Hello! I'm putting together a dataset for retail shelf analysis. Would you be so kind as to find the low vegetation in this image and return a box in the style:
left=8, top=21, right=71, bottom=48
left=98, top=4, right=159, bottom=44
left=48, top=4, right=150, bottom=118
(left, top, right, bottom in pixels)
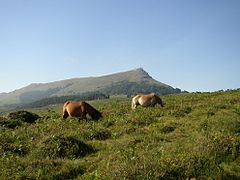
left=0, top=90, right=240, bottom=179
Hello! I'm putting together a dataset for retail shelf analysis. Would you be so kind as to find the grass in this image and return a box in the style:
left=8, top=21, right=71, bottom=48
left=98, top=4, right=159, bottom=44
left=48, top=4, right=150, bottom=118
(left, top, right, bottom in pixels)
left=0, top=90, right=240, bottom=179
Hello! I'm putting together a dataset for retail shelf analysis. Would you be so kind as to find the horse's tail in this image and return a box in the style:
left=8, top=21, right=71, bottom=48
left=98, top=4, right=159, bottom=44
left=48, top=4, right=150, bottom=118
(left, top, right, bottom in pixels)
left=62, top=101, right=71, bottom=119
left=132, top=95, right=140, bottom=109
left=84, top=102, right=102, bottom=120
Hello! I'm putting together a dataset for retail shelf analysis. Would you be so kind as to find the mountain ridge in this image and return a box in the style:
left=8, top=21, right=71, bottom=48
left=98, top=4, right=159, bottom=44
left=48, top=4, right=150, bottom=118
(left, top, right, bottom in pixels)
left=0, top=68, right=181, bottom=106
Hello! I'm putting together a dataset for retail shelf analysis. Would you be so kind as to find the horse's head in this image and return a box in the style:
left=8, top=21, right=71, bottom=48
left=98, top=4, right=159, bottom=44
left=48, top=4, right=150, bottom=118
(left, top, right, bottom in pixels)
left=154, top=94, right=164, bottom=107
left=84, top=102, right=103, bottom=120
left=96, top=112, right=103, bottom=119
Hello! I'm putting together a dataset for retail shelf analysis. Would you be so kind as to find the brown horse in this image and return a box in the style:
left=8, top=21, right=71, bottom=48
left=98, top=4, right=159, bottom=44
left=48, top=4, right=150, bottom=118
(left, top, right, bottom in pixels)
left=62, top=101, right=102, bottom=120
left=131, top=93, right=164, bottom=109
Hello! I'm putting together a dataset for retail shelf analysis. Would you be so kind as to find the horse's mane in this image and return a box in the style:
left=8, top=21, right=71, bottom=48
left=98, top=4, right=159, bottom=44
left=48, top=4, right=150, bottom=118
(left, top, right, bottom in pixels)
left=153, top=94, right=164, bottom=106
left=83, top=102, right=102, bottom=120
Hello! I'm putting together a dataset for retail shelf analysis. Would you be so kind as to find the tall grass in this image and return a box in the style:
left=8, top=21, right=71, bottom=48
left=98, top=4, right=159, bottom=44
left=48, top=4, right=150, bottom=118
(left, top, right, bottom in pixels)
left=0, top=90, right=240, bottom=179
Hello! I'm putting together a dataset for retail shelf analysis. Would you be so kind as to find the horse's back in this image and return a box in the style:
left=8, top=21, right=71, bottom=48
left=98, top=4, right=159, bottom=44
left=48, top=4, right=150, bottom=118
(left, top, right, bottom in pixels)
left=138, top=94, right=154, bottom=107
left=135, top=93, right=163, bottom=107
left=63, top=101, right=102, bottom=120
left=63, top=101, right=84, bottom=117
left=63, top=101, right=71, bottom=108
left=132, top=94, right=141, bottom=100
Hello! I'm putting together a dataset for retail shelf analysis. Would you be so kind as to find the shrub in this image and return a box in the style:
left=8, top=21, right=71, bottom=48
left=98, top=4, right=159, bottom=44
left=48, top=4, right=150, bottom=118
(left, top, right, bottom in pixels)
left=40, top=135, right=96, bottom=159
left=1, top=159, right=85, bottom=179
left=1, top=143, right=28, bottom=156
left=90, top=129, right=111, bottom=141
left=0, top=117, right=22, bottom=129
left=160, top=124, right=177, bottom=134
left=234, top=106, right=240, bottom=115
left=212, top=134, right=240, bottom=160
left=8, top=110, right=40, bottom=123
left=0, top=111, right=40, bottom=129
left=220, top=158, right=240, bottom=179
left=172, top=106, right=192, bottom=117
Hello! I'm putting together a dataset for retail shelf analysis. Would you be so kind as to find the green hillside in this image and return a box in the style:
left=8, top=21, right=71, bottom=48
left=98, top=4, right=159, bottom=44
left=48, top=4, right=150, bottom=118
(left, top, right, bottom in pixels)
left=0, top=68, right=181, bottom=106
left=0, top=90, right=240, bottom=179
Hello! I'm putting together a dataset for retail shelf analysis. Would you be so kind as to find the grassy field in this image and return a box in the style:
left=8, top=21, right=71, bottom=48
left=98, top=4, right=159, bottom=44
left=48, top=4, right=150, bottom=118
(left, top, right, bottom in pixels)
left=0, top=90, right=240, bottom=179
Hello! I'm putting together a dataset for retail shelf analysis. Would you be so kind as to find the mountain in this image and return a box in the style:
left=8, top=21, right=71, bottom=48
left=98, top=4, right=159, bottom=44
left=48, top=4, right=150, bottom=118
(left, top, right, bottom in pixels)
left=0, top=68, right=181, bottom=106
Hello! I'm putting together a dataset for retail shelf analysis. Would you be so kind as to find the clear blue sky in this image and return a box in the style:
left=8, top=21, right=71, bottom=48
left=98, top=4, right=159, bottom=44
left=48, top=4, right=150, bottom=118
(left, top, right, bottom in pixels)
left=0, top=0, right=239, bottom=93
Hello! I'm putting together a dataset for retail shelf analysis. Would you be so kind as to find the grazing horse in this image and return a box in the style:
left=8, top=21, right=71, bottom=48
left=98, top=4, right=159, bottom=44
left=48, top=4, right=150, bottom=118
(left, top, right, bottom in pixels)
left=131, top=93, right=164, bottom=109
left=62, top=101, right=102, bottom=120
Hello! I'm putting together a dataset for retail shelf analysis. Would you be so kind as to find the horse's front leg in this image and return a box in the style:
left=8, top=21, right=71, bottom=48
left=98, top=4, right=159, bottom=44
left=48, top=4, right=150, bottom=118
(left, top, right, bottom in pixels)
left=132, top=101, right=139, bottom=109
left=62, top=110, right=69, bottom=119
left=131, top=101, right=136, bottom=109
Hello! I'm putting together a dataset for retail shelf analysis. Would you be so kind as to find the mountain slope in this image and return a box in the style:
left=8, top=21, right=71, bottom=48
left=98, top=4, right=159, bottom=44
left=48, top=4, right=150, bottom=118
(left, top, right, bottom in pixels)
left=0, top=68, right=181, bottom=106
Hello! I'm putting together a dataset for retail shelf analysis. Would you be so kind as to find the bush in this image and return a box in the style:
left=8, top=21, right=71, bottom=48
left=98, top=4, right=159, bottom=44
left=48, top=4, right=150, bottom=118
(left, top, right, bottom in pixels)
left=212, top=134, right=240, bottom=160
left=234, top=106, right=240, bottom=115
left=1, top=143, right=28, bottom=156
left=8, top=110, right=40, bottom=123
left=172, top=106, right=192, bottom=117
left=0, top=116, right=22, bottom=129
left=0, top=111, right=40, bottom=129
left=89, top=129, right=111, bottom=140
left=160, top=124, right=177, bottom=134
left=40, top=135, right=96, bottom=159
